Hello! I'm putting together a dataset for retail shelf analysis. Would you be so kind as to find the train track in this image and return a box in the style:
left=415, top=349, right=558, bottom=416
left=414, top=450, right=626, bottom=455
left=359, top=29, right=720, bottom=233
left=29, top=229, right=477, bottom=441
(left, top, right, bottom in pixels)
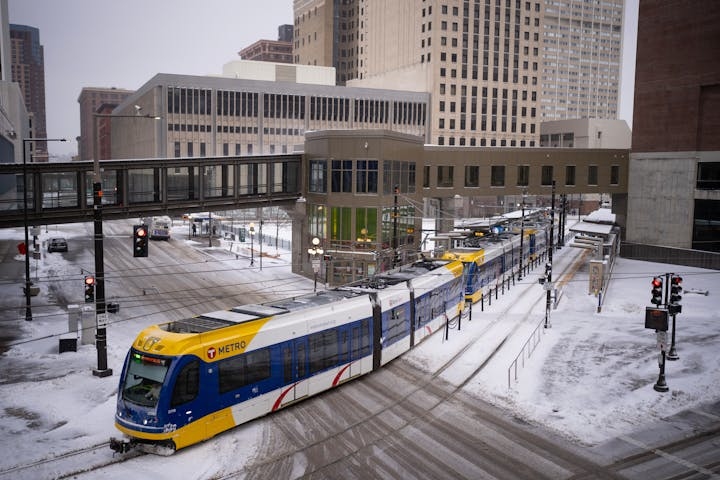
left=0, top=441, right=143, bottom=480
left=214, top=246, right=617, bottom=479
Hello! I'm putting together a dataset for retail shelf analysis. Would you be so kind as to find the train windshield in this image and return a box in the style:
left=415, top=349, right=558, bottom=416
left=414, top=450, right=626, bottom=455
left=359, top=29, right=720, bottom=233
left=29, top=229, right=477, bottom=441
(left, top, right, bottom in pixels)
left=120, top=351, right=171, bottom=408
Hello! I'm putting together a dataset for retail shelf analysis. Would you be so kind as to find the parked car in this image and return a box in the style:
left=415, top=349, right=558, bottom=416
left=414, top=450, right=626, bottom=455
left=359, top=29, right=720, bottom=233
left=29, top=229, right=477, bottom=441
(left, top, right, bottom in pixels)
left=48, top=237, right=68, bottom=252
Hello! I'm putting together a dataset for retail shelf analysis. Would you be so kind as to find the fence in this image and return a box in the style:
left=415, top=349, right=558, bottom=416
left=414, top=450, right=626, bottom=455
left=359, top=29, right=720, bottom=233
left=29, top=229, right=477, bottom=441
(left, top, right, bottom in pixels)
left=507, top=318, right=546, bottom=389
left=620, top=242, right=720, bottom=270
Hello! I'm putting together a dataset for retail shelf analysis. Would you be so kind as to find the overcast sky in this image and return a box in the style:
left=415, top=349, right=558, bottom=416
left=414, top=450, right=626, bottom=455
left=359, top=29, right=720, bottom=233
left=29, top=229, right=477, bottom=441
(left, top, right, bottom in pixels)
left=9, top=0, right=638, bottom=158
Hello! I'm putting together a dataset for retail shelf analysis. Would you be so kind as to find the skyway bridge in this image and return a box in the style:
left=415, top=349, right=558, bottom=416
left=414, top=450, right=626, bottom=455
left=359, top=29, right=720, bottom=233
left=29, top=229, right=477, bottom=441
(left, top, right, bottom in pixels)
left=0, top=154, right=303, bottom=228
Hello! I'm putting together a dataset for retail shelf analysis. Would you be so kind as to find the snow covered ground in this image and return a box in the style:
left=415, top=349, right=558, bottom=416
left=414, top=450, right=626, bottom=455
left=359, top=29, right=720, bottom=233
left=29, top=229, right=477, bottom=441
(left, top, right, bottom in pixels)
left=0, top=220, right=718, bottom=479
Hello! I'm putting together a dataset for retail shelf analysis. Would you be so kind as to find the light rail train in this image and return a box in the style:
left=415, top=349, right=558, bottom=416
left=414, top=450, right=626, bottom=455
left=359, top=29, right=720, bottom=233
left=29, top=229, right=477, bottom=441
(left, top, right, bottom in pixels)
left=442, top=220, right=555, bottom=302
left=111, top=258, right=465, bottom=454
left=111, top=217, right=556, bottom=454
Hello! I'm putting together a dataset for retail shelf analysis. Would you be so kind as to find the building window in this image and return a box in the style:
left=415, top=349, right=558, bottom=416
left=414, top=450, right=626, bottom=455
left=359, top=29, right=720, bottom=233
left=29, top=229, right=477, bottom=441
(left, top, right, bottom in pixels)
left=610, top=165, right=620, bottom=186
left=331, top=159, right=353, bottom=193
left=465, top=165, right=480, bottom=187
left=697, top=162, right=720, bottom=190
left=309, top=203, right=326, bottom=239
left=566, top=165, right=576, bottom=186
left=309, top=160, right=327, bottom=193
left=588, top=165, right=598, bottom=186
left=329, top=206, right=352, bottom=244
left=174, top=142, right=181, bottom=158
left=356, top=207, right=377, bottom=244
left=383, top=160, right=416, bottom=194
left=693, top=199, right=720, bottom=252
left=491, top=165, right=505, bottom=187
left=356, top=159, right=378, bottom=194
left=541, top=165, right=554, bottom=186
left=517, top=165, right=529, bottom=186
left=437, top=166, right=454, bottom=187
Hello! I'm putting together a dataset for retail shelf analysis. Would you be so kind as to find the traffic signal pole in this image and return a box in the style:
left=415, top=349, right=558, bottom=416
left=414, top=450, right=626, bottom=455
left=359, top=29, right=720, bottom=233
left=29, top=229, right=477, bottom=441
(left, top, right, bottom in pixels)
left=92, top=182, right=112, bottom=378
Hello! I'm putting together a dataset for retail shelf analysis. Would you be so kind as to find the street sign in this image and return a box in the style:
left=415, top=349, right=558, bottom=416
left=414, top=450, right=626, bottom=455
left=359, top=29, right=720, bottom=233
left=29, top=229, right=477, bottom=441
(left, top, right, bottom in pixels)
left=96, top=312, right=108, bottom=328
left=311, top=258, right=321, bottom=273
left=645, top=307, right=669, bottom=331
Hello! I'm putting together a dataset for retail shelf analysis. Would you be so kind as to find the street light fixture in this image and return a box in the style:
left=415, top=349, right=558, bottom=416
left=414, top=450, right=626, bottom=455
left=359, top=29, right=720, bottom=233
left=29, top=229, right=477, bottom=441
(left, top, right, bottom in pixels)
left=307, top=237, right=324, bottom=292
left=22, top=137, right=67, bottom=322
left=249, top=223, right=255, bottom=266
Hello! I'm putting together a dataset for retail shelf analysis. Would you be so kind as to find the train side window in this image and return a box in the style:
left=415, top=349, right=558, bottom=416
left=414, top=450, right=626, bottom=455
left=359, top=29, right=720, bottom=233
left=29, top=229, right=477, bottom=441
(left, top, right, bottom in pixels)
left=219, top=356, right=245, bottom=394
left=218, top=348, right=271, bottom=394
left=385, top=307, right=406, bottom=344
left=309, top=329, right=339, bottom=374
left=360, top=319, right=371, bottom=356
left=297, top=342, right=307, bottom=378
left=351, top=326, right=360, bottom=359
left=340, top=330, right=348, bottom=363
left=171, top=360, right=199, bottom=407
left=245, top=349, right=271, bottom=384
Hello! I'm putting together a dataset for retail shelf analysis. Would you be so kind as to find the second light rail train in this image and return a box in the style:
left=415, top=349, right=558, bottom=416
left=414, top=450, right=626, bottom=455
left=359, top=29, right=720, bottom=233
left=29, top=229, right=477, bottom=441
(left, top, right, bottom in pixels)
left=441, top=219, right=556, bottom=303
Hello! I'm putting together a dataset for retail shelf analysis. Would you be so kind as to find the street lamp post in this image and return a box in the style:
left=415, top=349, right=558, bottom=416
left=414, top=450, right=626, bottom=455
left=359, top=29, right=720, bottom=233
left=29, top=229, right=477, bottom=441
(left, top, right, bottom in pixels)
left=22, top=137, right=66, bottom=322
left=91, top=111, right=160, bottom=378
left=249, top=223, right=255, bottom=265
left=259, top=219, right=264, bottom=271
left=308, top=237, right=324, bottom=292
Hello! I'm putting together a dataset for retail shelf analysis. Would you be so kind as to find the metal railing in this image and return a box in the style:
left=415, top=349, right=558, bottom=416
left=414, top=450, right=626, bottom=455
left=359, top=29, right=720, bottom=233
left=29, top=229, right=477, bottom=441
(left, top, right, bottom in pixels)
left=507, top=317, right=547, bottom=389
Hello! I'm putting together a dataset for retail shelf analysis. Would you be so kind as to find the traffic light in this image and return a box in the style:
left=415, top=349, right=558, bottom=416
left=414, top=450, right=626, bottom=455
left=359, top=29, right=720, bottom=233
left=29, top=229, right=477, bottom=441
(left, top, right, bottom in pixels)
left=651, top=276, right=663, bottom=306
left=84, top=275, right=95, bottom=303
left=669, top=275, right=683, bottom=314
left=669, top=275, right=682, bottom=303
left=133, top=224, right=148, bottom=257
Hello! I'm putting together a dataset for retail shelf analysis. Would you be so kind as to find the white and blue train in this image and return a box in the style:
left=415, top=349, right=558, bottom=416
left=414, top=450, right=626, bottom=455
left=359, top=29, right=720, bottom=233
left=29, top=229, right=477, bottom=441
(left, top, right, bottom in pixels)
left=111, top=258, right=465, bottom=454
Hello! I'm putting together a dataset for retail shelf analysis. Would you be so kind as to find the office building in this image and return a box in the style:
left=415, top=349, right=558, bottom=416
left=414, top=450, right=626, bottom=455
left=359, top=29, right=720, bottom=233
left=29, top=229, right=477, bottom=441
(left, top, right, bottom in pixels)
left=239, top=25, right=294, bottom=64
left=77, top=87, right=134, bottom=160
left=293, top=0, right=624, bottom=146
left=10, top=24, right=46, bottom=159
left=625, top=0, right=720, bottom=254
left=110, top=63, right=430, bottom=159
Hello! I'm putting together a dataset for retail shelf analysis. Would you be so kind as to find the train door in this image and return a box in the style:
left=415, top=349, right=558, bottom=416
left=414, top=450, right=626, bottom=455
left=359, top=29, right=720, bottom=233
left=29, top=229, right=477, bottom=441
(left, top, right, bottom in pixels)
left=371, top=295, right=382, bottom=371
left=350, top=326, right=361, bottom=377
left=280, top=338, right=309, bottom=406
left=408, top=284, right=416, bottom=347
left=349, top=318, right=370, bottom=377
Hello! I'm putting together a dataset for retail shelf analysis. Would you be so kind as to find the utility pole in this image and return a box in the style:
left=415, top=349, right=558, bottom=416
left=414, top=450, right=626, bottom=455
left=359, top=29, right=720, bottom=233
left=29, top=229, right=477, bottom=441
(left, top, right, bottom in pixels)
left=545, top=180, right=556, bottom=329
left=392, top=185, right=399, bottom=268
left=92, top=181, right=112, bottom=377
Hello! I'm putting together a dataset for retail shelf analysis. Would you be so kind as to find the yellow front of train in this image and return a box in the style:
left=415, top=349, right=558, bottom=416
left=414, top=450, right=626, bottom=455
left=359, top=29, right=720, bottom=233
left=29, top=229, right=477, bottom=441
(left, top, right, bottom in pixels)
left=112, top=318, right=270, bottom=454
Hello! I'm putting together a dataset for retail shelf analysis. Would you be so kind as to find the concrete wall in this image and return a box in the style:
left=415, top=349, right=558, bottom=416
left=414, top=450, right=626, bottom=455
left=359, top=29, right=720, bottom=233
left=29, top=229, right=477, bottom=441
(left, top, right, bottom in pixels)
left=626, top=152, right=697, bottom=247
